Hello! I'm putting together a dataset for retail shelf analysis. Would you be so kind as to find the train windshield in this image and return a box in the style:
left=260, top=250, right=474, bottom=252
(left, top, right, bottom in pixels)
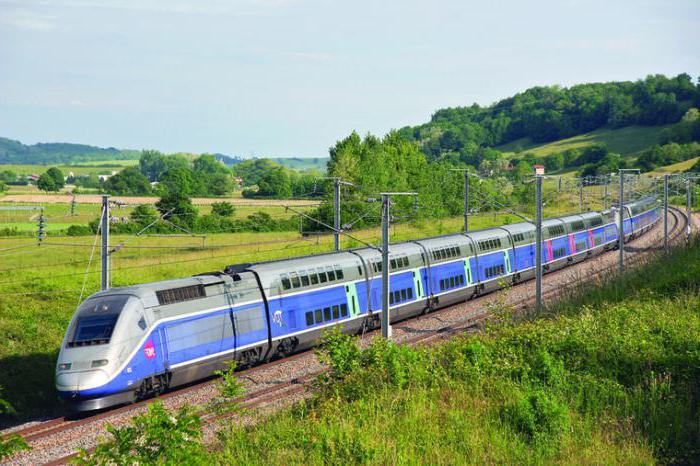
left=69, top=296, right=128, bottom=347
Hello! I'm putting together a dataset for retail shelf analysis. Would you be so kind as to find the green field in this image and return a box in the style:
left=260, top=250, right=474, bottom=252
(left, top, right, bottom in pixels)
left=497, top=125, right=671, bottom=158
left=269, top=157, right=328, bottom=172
left=0, top=163, right=134, bottom=177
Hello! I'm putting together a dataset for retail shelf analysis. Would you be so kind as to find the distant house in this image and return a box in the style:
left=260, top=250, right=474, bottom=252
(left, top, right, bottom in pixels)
left=98, top=171, right=118, bottom=182
left=234, top=176, right=244, bottom=186
left=27, top=174, right=40, bottom=183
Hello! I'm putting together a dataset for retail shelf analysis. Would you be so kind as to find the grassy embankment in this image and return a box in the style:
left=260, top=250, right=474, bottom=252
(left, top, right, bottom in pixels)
left=213, top=239, right=700, bottom=465
left=498, top=125, right=670, bottom=159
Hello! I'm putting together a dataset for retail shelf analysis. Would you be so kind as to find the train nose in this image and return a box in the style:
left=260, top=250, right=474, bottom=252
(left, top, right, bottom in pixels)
left=56, top=369, right=110, bottom=392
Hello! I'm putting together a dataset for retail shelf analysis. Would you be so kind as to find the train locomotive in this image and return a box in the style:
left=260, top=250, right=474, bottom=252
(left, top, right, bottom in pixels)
left=56, top=197, right=660, bottom=411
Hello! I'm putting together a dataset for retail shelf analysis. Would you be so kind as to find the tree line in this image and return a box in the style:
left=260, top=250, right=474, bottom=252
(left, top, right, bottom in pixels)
left=398, top=74, right=700, bottom=165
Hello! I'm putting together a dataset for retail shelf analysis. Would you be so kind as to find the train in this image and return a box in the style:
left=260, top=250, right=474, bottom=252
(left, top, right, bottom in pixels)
left=56, top=196, right=660, bottom=411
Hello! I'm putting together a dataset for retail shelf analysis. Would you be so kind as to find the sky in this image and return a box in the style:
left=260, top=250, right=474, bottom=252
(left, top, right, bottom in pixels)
left=0, top=0, right=699, bottom=157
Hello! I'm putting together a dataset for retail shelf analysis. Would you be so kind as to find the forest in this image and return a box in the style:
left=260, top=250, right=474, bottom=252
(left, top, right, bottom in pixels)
left=398, top=73, right=700, bottom=166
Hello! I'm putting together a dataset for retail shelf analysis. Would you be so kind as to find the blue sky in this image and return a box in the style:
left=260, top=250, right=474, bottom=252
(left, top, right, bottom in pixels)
left=0, top=0, right=698, bottom=157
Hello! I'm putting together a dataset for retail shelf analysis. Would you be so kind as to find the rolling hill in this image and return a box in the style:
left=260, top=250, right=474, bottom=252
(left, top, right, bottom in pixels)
left=496, top=124, right=671, bottom=158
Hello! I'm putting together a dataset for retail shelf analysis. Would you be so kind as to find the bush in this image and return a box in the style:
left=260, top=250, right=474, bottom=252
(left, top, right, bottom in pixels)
left=75, top=401, right=205, bottom=465
left=502, top=389, right=569, bottom=449
left=0, top=386, right=30, bottom=460
left=66, top=225, right=93, bottom=236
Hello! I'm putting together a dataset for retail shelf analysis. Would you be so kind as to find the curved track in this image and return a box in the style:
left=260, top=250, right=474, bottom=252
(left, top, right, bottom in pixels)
left=3, top=207, right=691, bottom=466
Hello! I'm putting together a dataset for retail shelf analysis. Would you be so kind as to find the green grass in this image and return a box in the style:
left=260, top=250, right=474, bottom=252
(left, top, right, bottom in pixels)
left=268, top=157, right=328, bottom=172
left=650, top=157, right=699, bottom=174
left=0, top=163, right=132, bottom=177
left=498, top=125, right=671, bottom=158
left=213, top=240, right=700, bottom=464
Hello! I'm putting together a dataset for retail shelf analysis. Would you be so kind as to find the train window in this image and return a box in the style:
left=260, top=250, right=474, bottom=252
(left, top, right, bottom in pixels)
left=439, top=279, right=444, bottom=290
left=310, top=273, right=319, bottom=285
left=407, top=287, right=413, bottom=299
left=340, top=303, right=348, bottom=317
left=357, top=265, right=363, bottom=276
left=326, top=266, right=336, bottom=281
left=323, top=307, right=331, bottom=321
left=138, top=316, right=147, bottom=331
left=281, top=275, right=291, bottom=290
left=401, top=289, right=407, bottom=301
left=459, top=274, right=465, bottom=285
left=576, top=241, right=587, bottom=251
left=332, top=305, right=340, bottom=319
left=403, top=257, right=409, bottom=267
left=336, top=267, right=344, bottom=279
left=305, top=312, right=314, bottom=326
left=390, top=293, right=394, bottom=304
left=450, top=277, right=455, bottom=288
left=290, top=272, right=301, bottom=288
left=318, top=269, right=328, bottom=283
left=390, top=259, right=397, bottom=269
left=315, top=309, right=322, bottom=323
left=300, top=272, right=310, bottom=287
left=394, top=290, right=401, bottom=302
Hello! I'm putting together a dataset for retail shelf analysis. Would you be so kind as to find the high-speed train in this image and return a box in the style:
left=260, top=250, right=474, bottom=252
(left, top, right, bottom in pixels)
left=56, top=197, right=660, bottom=410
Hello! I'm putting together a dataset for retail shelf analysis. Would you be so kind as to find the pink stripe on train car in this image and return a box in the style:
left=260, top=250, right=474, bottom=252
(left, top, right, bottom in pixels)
left=569, top=234, right=576, bottom=254
left=546, top=240, right=553, bottom=261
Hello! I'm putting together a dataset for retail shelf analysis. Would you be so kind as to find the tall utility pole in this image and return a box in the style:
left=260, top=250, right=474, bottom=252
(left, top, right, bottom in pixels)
left=333, top=178, right=341, bottom=251
left=449, top=169, right=474, bottom=233
left=618, top=171, right=625, bottom=273
left=37, top=208, right=45, bottom=245
left=463, top=169, right=469, bottom=232
left=535, top=172, right=543, bottom=311
left=579, top=178, right=584, bottom=213
left=322, top=177, right=353, bottom=252
left=101, top=195, right=110, bottom=291
left=380, top=192, right=416, bottom=339
left=603, top=179, right=608, bottom=210
left=617, top=169, right=640, bottom=273
left=686, top=177, right=692, bottom=244
left=664, top=174, right=669, bottom=255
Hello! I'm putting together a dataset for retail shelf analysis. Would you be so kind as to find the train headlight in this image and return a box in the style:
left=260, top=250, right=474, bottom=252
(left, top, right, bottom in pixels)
left=91, top=359, right=109, bottom=368
left=58, top=362, right=72, bottom=371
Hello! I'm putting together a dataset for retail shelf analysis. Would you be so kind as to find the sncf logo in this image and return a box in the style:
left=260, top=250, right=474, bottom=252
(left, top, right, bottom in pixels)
left=144, top=340, right=156, bottom=360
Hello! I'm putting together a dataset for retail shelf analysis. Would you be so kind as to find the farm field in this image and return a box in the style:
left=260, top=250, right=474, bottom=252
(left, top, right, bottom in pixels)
left=497, top=124, right=670, bottom=159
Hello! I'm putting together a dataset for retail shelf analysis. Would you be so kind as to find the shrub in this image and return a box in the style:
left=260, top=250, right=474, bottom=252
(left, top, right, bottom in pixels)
left=66, top=225, right=93, bottom=236
left=503, top=389, right=569, bottom=450
left=0, top=386, right=30, bottom=459
left=74, top=401, right=205, bottom=465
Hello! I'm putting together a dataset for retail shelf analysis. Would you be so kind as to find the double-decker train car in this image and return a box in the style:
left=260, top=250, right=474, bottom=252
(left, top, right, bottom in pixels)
left=56, top=197, right=660, bottom=410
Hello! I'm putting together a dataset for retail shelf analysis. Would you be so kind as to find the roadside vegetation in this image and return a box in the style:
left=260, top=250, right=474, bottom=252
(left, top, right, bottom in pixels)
left=73, top=238, right=700, bottom=465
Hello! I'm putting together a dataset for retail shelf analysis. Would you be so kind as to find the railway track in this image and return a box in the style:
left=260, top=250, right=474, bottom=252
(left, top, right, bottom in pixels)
left=3, top=207, right=690, bottom=466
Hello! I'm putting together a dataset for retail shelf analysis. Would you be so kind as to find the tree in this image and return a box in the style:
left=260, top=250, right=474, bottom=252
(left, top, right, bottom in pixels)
left=46, top=167, right=65, bottom=188
left=156, top=192, right=197, bottom=228
left=0, top=170, right=17, bottom=184
left=129, top=204, right=159, bottom=228
left=38, top=167, right=65, bottom=191
left=211, top=202, right=235, bottom=217
left=158, top=167, right=197, bottom=196
left=103, top=167, right=152, bottom=195
left=37, top=172, right=58, bottom=192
